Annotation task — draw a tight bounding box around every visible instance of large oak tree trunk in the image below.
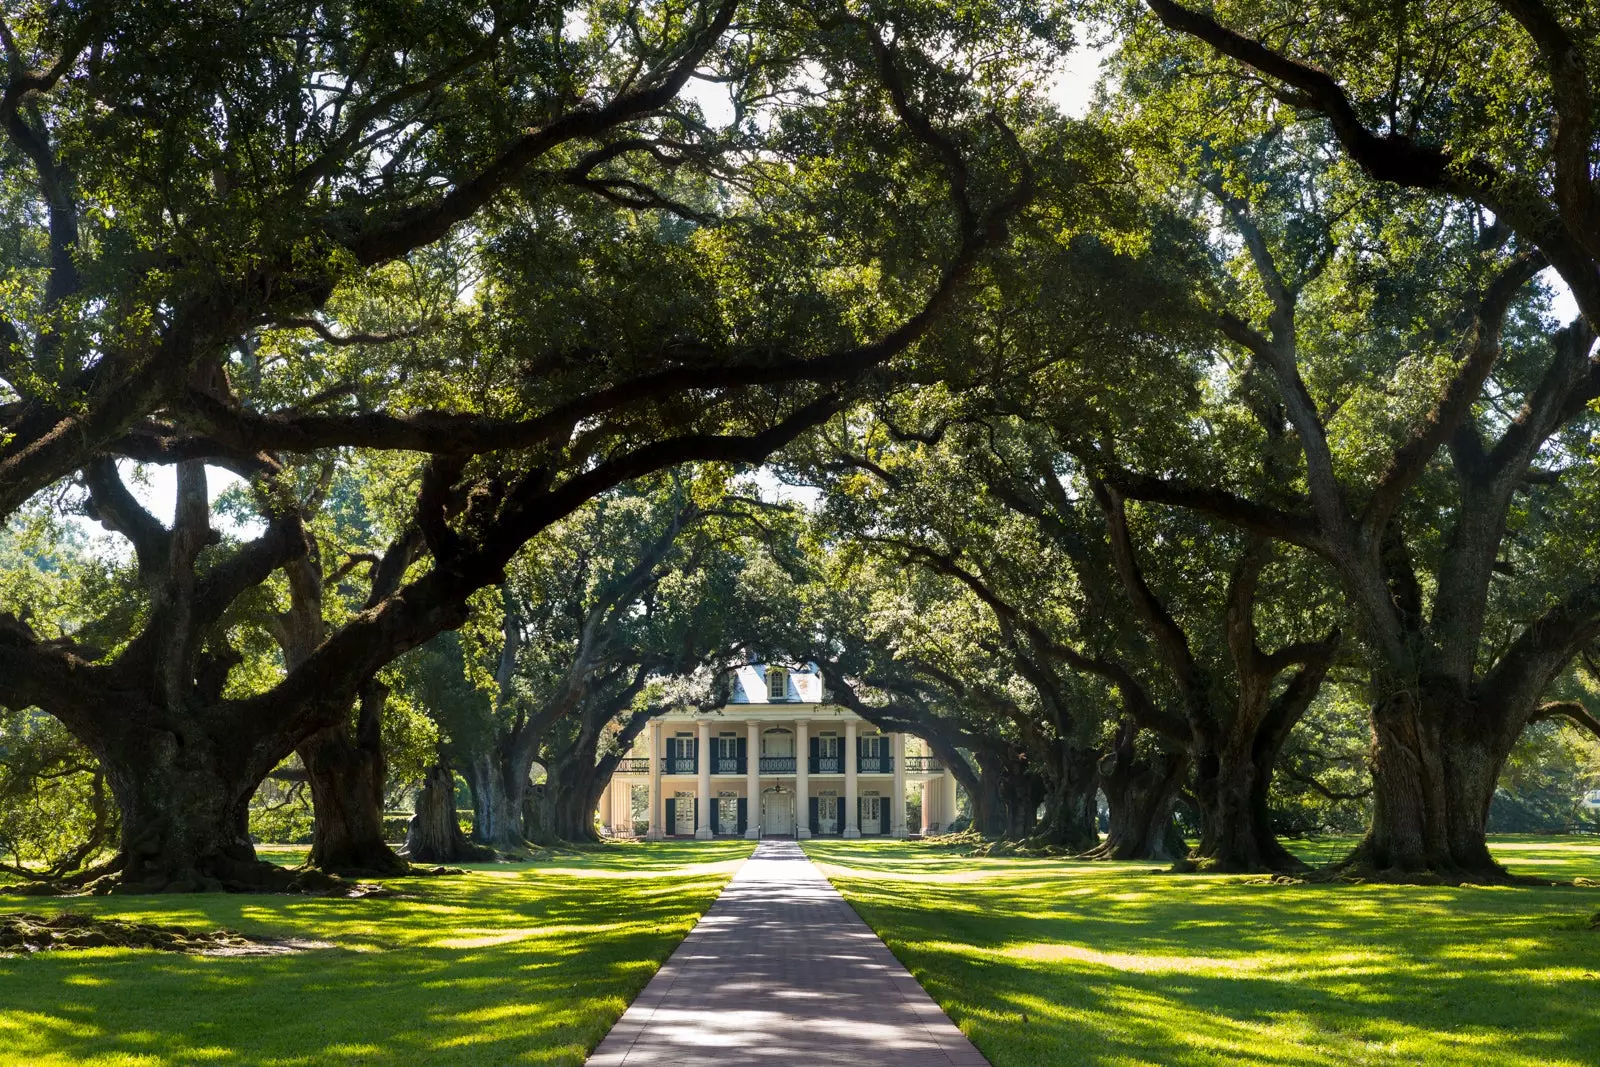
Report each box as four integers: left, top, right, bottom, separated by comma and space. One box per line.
301, 683, 407, 876
467, 749, 528, 850
969, 749, 1040, 839
1190, 737, 1302, 873
525, 743, 605, 845
1352, 688, 1506, 879
102, 727, 276, 892
1087, 726, 1187, 861
1030, 743, 1099, 851
404, 760, 494, 864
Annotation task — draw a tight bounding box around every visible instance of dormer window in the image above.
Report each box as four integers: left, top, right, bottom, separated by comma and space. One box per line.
766, 668, 788, 702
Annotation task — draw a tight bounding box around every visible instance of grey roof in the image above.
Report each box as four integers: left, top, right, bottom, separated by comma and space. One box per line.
728, 664, 823, 704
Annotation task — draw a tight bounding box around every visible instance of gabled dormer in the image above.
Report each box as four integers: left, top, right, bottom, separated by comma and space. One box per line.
727, 664, 822, 704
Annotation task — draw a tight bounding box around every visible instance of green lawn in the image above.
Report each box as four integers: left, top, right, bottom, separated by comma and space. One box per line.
806, 836, 1600, 1067
0, 840, 754, 1066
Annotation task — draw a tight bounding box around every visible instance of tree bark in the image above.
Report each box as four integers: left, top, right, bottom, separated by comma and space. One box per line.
524, 736, 606, 845
1086, 723, 1187, 861
101, 726, 277, 892
1029, 742, 1100, 851
301, 682, 408, 875
467, 746, 531, 851
404, 759, 495, 863
1348, 687, 1506, 878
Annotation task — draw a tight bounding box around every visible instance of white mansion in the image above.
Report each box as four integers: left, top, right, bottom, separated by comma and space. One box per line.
597, 665, 960, 839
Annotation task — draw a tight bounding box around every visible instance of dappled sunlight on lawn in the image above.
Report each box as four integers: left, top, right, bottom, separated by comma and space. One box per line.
0, 840, 755, 1066
804, 837, 1600, 1067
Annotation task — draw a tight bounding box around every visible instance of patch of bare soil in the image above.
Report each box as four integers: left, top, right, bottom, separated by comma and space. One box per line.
0, 912, 333, 956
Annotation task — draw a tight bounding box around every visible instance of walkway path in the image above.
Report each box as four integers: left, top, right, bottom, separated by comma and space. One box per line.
587, 839, 990, 1066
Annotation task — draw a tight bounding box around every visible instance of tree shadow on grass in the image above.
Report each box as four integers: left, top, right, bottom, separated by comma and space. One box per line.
0, 849, 748, 1065
823, 850, 1600, 1067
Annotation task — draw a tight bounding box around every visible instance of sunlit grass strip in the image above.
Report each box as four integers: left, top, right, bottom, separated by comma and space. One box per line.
808, 838, 1600, 1067
0, 840, 753, 1066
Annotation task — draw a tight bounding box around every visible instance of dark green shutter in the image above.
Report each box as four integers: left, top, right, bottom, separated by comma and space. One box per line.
808, 736, 819, 773
809, 797, 819, 833
665, 798, 676, 835
737, 798, 747, 835
737, 736, 748, 773
857, 796, 863, 833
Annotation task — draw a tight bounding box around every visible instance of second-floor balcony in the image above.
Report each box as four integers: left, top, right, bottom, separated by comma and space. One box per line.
642, 753, 942, 776
808, 755, 899, 773
658, 756, 748, 775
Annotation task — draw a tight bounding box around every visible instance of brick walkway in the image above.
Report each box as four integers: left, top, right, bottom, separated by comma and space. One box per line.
587, 839, 990, 1066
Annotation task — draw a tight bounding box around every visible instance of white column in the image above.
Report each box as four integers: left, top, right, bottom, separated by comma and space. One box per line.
892, 731, 907, 838
613, 782, 630, 836
599, 781, 612, 834
646, 720, 663, 839
844, 719, 860, 837
795, 718, 811, 839
942, 767, 957, 830
745, 720, 761, 839
921, 780, 934, 834
695, 719, 713, 839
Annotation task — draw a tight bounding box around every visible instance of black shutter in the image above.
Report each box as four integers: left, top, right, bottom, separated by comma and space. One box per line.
737, 736, 748, 773
737, 798, 747, 835
809, 736, 819, 773
809, 797, 819, 833
665, 798, 676, 835
857, 796, 863, 833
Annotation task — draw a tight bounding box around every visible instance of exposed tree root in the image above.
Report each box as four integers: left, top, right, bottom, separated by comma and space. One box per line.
1312, 839, 1536, 886
1170, 852, 1311, 876
2, 852, 406, 897
1305, 862, 1547, 887
0, 912, 332, 955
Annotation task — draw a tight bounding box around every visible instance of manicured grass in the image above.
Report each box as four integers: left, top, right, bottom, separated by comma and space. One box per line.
806, 836, 1600, 1067
0, 839, 754, 1066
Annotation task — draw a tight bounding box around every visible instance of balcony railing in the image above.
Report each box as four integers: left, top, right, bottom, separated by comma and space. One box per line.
661, 756, 697, 775
857, 755, 892, 774
711, 757, 746, 775
615, 757, 651, 774
759, 756, 797, 774
809, 755, 845, 774
902, 756, 944, 773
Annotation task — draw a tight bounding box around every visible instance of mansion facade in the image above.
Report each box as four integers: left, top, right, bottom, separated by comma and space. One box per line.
597, 665, 959, 839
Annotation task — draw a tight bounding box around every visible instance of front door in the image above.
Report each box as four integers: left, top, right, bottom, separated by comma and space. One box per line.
862, 796, 882, 834
762, 791, 793, 836
817, 795, 839, 835
674, 793, 696, 835
717, 797, 739, 835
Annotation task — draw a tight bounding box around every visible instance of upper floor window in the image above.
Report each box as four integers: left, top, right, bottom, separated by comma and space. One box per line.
766, 668, 788, 701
